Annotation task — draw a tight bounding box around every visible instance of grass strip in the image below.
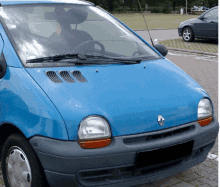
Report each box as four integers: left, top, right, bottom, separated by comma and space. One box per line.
113, 13, 198, 30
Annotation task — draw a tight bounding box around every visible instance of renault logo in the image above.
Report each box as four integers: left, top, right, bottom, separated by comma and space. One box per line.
158, 115, 165, 126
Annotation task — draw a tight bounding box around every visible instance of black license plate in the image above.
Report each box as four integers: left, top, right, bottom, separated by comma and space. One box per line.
136, 140, 194, 169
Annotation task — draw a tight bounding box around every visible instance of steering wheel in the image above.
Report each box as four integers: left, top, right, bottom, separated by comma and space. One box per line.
73, 40, 105, 56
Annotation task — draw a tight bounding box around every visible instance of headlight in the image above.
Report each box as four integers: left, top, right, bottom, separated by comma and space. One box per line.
78, 116, 111, 149
78, 116, 111, 140
198, 98, 213, 126
198, 98, 212, 120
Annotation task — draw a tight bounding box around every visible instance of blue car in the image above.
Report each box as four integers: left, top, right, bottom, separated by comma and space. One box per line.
0, 1, 218, 187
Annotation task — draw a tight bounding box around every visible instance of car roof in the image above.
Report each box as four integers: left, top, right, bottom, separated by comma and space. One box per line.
206, 6, 218, 12
210, 6, 218, 9
0, 0, 92, 6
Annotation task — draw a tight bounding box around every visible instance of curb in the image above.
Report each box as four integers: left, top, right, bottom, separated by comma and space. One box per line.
167, 47, 218, 56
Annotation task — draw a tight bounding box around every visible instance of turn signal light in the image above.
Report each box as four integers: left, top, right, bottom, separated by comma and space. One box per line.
79, 138, 111, 149
198, 116, 213, 127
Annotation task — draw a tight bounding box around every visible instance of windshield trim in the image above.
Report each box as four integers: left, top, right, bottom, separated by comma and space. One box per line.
0, 1, 93, 6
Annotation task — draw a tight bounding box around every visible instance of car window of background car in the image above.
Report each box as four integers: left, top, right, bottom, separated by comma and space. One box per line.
203, 8, 218, 19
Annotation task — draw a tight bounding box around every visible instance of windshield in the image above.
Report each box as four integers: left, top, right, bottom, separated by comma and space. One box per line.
0, 4, 161, 67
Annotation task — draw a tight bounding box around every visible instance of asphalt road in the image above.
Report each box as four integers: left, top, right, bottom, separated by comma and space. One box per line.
136, 50, 218, 187
135, 29, 180, 45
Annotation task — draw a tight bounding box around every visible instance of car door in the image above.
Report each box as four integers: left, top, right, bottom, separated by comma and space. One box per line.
195, 8, 218, 38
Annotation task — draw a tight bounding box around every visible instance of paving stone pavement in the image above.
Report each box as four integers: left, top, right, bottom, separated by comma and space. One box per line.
0, 52, 217, 187
159, 39, 218, 54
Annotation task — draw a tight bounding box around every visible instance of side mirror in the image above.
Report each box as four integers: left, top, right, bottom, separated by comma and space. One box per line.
0, 54, 7, 79
0, 37, 6, 79
154, 44, 168, 57
198, 14, 206, 20
0, 53, 7, 79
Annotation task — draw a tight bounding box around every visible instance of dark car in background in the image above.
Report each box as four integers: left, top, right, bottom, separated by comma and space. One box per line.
178, 6, 218, 42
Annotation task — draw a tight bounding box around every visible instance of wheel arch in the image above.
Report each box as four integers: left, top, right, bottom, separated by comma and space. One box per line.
0, 123, 26, 157
182, 25, 196, 36
182, 25, 196, 42
0, 129, 50, 187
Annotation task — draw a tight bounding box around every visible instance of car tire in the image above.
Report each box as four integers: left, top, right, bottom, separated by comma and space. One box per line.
1, 134, 48, 187
182, 27, 194, 42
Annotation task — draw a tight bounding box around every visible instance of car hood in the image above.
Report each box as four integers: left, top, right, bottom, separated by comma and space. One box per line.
26, 58, 208, 140
180, 18, 198, 26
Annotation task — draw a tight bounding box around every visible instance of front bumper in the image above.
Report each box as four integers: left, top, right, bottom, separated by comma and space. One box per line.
178, 28, 182, 36
30, 116, 219, 187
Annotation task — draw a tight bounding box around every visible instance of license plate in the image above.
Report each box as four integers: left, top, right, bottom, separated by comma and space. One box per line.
136, 140, 194, 169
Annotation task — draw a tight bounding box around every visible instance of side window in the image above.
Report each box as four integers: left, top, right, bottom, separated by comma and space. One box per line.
204, 8, 218, 19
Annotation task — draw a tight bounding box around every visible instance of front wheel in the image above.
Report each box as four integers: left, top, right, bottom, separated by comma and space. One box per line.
1, 134, 48, 187
182, 27, 194, 42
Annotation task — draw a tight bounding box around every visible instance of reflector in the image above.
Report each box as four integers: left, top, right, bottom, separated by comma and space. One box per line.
79, 138, 111, 149
198, 116, 213, 126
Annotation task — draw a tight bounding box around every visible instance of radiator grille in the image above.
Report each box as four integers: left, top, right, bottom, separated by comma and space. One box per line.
123, 125, 195, 145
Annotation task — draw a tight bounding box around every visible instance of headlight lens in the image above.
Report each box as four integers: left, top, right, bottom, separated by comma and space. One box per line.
78, 116, 111, 140
198, 98, 213, 120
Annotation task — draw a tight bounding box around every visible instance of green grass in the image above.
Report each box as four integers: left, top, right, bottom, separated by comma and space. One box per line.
113, 13, 198, 30
159, 38, 218, 53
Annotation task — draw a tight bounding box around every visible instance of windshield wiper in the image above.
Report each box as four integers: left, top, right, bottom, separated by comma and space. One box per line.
26, 53, 84, 63
26, 53, 143, 64
84, 54, 143, 63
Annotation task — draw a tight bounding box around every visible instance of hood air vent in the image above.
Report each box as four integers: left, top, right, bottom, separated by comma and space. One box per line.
45, 71, 62, 83
45, 70, 87, 83
71, 70, 87, 82
58, 71, 75, 83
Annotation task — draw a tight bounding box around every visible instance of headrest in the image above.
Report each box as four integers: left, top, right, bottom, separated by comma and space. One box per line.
45, 7, 88, 25
65, 8, 88, 24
